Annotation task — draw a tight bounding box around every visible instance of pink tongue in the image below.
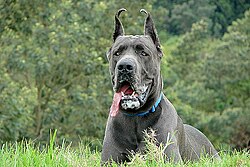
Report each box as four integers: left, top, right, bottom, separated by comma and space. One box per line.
110, 92, 122, 117
110, 85, 132, 117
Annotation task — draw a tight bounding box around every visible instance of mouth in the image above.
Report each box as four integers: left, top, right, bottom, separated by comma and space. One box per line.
119, 81, 149, 110
110, 80, 151, 117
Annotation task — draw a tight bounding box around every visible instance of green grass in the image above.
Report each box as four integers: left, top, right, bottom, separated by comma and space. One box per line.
0, 130, 101, 167
0, 131, 249, 167
0, 141, 101, 167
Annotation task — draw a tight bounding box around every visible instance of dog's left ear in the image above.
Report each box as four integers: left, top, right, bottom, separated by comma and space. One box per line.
107, 8, 127, 61
140, 9, 163, 57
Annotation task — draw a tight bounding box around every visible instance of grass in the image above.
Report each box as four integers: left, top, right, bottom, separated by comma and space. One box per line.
0, 130, 249, 167
0, 130, 101, 167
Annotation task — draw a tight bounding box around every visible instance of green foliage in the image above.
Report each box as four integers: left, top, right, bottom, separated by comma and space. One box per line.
164, 20, 213, 125
0, 134, 101, 166
160, 0, 250, 36
165, 9, 250, 149
0, 0, 112, 145
1, 133, 249, 167
0, 0, 166, 147
166, 0, 215, 34
0, 0, 249, 152
210, 0, 250, 36
204, 10, 250, 148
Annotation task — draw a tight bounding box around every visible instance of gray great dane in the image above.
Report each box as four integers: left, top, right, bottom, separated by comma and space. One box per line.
101, 8, 220, 164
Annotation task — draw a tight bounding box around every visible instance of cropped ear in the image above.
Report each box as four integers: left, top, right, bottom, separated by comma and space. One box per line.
140, 9, 162, 57
113, 8, 127, 42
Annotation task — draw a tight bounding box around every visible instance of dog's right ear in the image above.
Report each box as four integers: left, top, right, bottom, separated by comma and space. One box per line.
113, 8, 126, 42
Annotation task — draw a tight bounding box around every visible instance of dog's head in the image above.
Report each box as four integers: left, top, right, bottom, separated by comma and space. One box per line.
107, 9, 163, 116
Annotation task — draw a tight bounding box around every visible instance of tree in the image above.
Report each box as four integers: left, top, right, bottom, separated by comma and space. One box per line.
160, 0, 250, 36
204, 10, 250, 149
164, 9, 250, 149
0, 0, 110, 144
0, 0, 166, 148
165, 0, 216, 34
210, 0, 250, 36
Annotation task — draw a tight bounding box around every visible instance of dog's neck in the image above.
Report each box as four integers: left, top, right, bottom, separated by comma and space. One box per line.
122, 92, 163, 117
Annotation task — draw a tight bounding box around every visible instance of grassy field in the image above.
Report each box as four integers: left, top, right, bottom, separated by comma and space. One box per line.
0, 132, 249, 167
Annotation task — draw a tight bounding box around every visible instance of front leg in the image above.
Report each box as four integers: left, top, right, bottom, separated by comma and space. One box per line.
101, 138, 130, 164
142, 129, 183, 163
156, 131, 183, 163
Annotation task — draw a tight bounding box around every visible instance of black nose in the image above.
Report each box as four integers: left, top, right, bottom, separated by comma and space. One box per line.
117, 59, 134, 73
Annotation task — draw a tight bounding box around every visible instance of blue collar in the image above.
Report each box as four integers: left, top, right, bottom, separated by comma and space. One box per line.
122, 93, 163, 117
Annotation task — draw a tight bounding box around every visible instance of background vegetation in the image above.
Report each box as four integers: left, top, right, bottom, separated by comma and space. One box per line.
0, 131, 249, 167
0, 0, 249, 152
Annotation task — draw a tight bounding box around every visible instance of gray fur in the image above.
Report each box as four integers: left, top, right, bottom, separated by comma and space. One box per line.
101, 9, 220, 164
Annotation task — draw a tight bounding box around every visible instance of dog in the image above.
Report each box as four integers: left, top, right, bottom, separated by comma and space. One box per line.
101, 8, 220, 164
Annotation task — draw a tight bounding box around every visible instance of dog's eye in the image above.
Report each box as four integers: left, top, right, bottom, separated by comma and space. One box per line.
114, 51, 120, 56
140, 51, 148, 56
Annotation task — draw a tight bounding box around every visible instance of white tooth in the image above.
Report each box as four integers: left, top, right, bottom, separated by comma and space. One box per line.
132, 91, 135, 96
121, 92, 125, 96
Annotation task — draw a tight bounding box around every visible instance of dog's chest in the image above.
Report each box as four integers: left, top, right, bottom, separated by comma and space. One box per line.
111, 117, 146, 148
